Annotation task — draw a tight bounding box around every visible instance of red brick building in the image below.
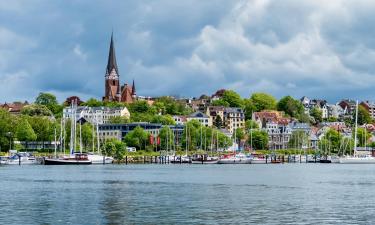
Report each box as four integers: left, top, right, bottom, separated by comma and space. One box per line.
103, 33, 136, 103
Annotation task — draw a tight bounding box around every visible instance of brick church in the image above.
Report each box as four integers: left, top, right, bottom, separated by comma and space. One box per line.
103, 33, 136, 103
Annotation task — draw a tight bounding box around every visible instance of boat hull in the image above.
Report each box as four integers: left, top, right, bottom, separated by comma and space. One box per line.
191, 160, 219, 164
339, 157, 375, 164
44, 158, 92, 165
218, 158, 251, 164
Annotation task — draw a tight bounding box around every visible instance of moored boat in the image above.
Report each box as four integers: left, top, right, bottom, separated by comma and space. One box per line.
44, 153, 92, 165
191, 154, 219, 164
218, 153, 252, 164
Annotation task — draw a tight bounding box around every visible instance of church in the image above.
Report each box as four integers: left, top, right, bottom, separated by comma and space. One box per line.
103, 33, 136, 103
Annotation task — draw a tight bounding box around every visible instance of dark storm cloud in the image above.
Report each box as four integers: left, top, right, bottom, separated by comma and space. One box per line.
0, 0, 374, 103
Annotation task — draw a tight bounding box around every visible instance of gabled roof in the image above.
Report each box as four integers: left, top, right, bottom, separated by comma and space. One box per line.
188, 111, 209, 118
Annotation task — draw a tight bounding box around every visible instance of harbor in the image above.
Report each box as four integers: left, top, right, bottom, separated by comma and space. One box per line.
1, 163, 375, 224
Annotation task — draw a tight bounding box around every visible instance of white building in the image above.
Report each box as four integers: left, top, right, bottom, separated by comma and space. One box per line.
186, 111, 212, 127
63, 106, 130, 124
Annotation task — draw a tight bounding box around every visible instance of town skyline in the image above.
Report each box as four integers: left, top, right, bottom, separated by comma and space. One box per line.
1, 1, 375, 103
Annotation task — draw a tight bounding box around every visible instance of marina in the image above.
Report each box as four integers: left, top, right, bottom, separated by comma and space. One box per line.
1, 164, 375, 224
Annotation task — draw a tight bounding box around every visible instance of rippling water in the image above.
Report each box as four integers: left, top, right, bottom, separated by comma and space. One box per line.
1, 164, 375, 224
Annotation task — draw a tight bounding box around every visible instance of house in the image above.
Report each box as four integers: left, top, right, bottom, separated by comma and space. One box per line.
186, 111, 212, 127
338, 99, 356, 115
0, 102, 29, 115
63, 106, 130, 124
206, 106, 245, 133
98, 122, 184, 145
252, 111, 292, 149
360, 101, 375, 119
172, 115, 187, 125
301, 97, 329, 119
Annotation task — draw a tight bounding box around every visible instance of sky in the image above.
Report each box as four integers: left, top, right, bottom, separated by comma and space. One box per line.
0, 0, 375, 104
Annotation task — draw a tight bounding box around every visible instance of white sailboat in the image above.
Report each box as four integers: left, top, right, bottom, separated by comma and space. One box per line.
218, 129, 251, 164
339, 101, 375, 164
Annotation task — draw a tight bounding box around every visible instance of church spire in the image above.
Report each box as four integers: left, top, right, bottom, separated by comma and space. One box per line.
106, 32, 119, 75
132, 79, 136, 96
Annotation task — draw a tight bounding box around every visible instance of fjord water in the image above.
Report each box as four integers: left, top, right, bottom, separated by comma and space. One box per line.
1, 164, 375, 224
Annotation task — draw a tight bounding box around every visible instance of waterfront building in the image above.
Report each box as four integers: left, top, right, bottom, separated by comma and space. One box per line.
0, 102, 28, 115
360, 101, 375, 119
186, 111, 212, 127
63, 106, 130, 124
206, 106, 245, 134
98, 122, 184, 144
338, 99, 357, 115
103, 33, 136, 103
300, 97, 329, 119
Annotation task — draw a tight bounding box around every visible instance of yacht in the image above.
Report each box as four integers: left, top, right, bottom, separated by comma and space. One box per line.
339, 101, 375, 164
218, 153, 252, 164
170, 155, 191, 163
191, 154, 219, 164
0, 152, 37, 165
87, 153, 113, 164
250, 154, 267, 164
44, 153, 92, 165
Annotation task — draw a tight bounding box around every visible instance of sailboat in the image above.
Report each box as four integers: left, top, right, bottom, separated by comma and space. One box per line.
86, 110, 113, 164
218, 128, 251, 164
44, 101, 92, 165
339, 101, 375, 164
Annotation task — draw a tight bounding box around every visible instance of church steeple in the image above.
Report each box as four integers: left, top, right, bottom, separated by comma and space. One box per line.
131, 79, 136, 97
106, 32, 119, 76
103, 32, 121, 102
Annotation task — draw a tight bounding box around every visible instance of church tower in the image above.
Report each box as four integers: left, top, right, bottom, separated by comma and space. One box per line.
103, 33, 121, 102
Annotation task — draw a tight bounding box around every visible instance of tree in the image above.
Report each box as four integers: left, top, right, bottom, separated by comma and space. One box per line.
0, 109, 16, 151
319, 129, 343, 155
102, 140, 116, 157
35, 92, 62, 117
211, 99, 230, 107
158, 126, 174, 150
357, 105, 372, 125
21, 104, 53, 117
84, 98, 103, 107
245, 120, 259, 130
27, 116, 54, 148
288, 131, 309, 149
356, 128, 372, 147
102, 139, 126, 161
310, 107, 323, 124
277, 96, 305, 118
248, 130, 268, 150
128, 100, 150, 113
213, 115, 223, 128
124, 126, 149, 150
151, 115, 176, 125
81, 123, 94, 151
35, 92, 58, 106
233, 128, 245, 146
249, 93, 277, 112
108, 116, 130, 124
243, 99, 256, 120
221, 90, 244, 108
16, 118, 37, 143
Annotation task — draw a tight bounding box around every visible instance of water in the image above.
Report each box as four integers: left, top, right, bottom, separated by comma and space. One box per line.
1, 164, 375, 224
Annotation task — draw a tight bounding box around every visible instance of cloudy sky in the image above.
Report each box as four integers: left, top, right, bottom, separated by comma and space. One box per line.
0, 0, 374, 103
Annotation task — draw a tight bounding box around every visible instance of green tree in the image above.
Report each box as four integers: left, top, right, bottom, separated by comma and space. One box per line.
35, 92, 62, 117
356, 128, 372, 147
108, 116, 130, 124
233, 128, 245, 144
151, 115, 176, 125
84, 98, 104, 107
0, 109, 16, 151
357, 105, 372, 125
243, 99, 256, 120
129, 100, 150, 113
21, 104, 53, 117
159, 126, 175, 150
277, 96, 305, 118
248, 130, 268, 150
310, 107, 323, 124
211, 99, 230, 107
16, 118, 37, 143
250, 93, 277, 112
124, 126, 149, 150
213, 115, 223, 128
288, 130, 309, 149
245, 120, 259, 130
221, 90, 244, 108
102, 140, 116, 157
81, 123, 94, 151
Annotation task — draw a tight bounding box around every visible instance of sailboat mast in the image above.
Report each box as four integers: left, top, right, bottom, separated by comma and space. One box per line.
54, 127, 57, 158
353, 100, 359, 157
